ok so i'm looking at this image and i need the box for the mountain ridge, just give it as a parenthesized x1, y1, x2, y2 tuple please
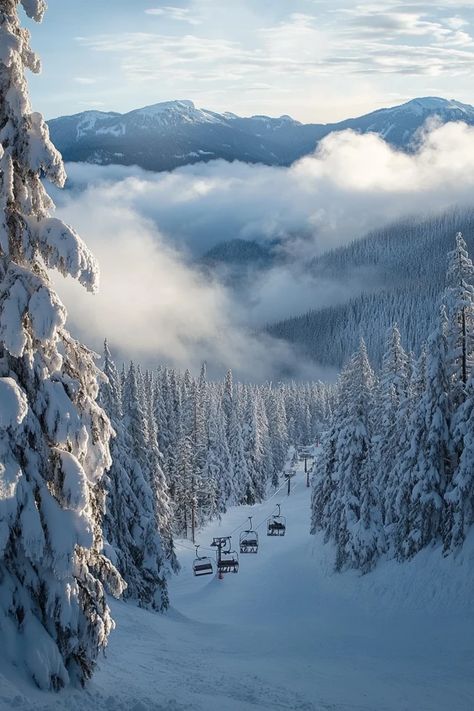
(48, 96, 474, 173)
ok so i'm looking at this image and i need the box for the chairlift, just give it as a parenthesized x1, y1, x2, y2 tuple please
(211, 536, 239, 574)
(192, 545, 214, 576)
(267, 503, 286, 537)
(217, 549, 239, 574)
(239, 517, 259, 554)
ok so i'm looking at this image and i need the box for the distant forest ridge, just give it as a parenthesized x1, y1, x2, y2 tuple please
(266, 209, 474, 369)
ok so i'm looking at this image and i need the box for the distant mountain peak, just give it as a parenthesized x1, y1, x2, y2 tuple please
(126, 99, 226, 126)
(132, 99, 196, 115)
(404, 96, 469, 110)
(373, 96, 474, 118)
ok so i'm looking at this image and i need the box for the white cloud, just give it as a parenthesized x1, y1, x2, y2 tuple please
(340, 5, 474, 48)
(145, 6, 201, 25)
(52, 175, 324, 380)
(60, 120, 474, 256)
(52, 121, 474, 379)
(79, 3, 474, 81)
(74, 76, 97, 85)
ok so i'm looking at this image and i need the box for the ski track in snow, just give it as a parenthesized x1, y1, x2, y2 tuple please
(1, 460, 474, 710)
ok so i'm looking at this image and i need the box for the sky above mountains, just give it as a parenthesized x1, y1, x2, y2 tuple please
(26, 0, 474, 122)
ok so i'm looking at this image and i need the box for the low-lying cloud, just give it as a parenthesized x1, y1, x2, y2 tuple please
(52, 188, 330, 381)
(51, 121, 474, 378)
(60, 120, 474, 257)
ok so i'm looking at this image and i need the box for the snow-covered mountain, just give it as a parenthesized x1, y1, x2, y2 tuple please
(48, 96, 474, 172)
(321, 96, 474, 146)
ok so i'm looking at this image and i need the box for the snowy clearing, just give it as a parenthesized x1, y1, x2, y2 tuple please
(1, 462, 473, 710)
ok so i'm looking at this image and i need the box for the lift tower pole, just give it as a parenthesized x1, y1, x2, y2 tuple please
(210, 537, 229, 580)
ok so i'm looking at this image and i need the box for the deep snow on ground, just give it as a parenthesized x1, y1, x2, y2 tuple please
(1, 462, 474, 711)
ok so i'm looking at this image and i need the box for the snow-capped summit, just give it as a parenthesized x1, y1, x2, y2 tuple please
(129, 99, 226, 126)
(399, 96, 474, 115)
(48, 96, 474, 172)
(323, 96, 474, 147)
(362, 96, 474, 121)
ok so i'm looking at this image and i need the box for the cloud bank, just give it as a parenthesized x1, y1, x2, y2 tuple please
(51, 121, 474, 378)
(61, 120, 474, 257)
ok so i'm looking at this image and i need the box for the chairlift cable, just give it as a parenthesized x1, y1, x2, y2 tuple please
(183, 461, 308, 568)
(226, 475, 292, 537)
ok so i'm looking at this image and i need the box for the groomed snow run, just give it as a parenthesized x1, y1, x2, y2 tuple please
(1, 460, 473, 710)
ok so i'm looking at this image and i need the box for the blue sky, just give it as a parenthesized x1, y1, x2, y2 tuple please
(25, 0, 474, 121)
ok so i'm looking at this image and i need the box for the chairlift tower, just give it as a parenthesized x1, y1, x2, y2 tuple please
(211, 536, 239, 578)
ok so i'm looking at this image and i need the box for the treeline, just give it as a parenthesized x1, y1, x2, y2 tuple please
(311, 233, 474, 573)
(99, 351, 333, 608)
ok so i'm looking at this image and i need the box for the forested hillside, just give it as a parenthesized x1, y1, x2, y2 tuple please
(267, 210, 474, 367)
(311, 233, 474, 572)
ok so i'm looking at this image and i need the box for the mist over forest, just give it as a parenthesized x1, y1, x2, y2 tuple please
(50, 121, 474, 379)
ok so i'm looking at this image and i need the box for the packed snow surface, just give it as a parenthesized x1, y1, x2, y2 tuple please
(1, 462, 473, 710)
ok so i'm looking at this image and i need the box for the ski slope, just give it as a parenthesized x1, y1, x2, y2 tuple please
(1, 461, 474, 710)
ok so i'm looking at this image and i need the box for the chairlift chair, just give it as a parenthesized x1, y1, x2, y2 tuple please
(239, 517, 259, 554)
(217, 549, 239, 574)
(192, 545, 214, 576)
(267, 504, 286, 537)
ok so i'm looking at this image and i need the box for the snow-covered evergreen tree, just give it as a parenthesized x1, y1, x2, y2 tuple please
(310, 426, 337, 538)
(203, 397, 234, 511)
(228, 403, 253, 504)
(265, 387, 288, 487)
(374, 324, 409, 531)
(443, 234, 474, 549)
(222, 368, 233, 432)
(174, 429, 195, 537)
(444, 373, 474, 550)
(142, 370, 177, 573)
(0, 1, 124, 689)
(121, 363, 170, 609)
(444, 232, 474, 403)
(99, 344, 153, 606)
(333, 341, 383, 571)
(393, 349, 427, 559)
(242, 389, 265, 503)
(406, 313, 451, 555)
